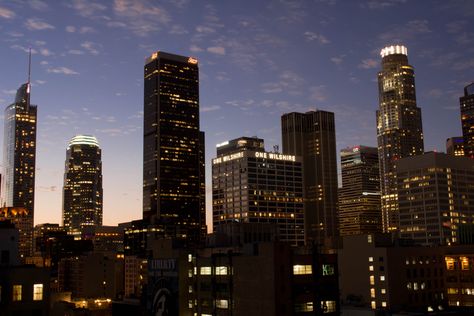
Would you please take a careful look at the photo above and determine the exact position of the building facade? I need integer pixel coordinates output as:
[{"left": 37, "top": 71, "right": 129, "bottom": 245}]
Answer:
[
  {"left": 447, "top": 136, "right": 465, "bottom": 157},
  {"left": 281, "top": 111, "right": 338, "bottom": 246},
  {"left": 396, "top": 152, "right": 474, "bottom": 245},
  {"left": 339, "top": 146, "right": 381, "bottom": 236},
  {"left": 376, "top": 45, "right": 424, "bottom": 232},
  {"left": 143, "top": 51, "right": 206, "bottom": 245},
  {"left": 461, "top": 83, "right": 474, "bottom": 158},
  {"left": 2, "top": 80, "right": 37, "bottom": 257},
  {"left": 62, "top": 135, "right": 103, "bottom": 234},
  {"left": 212, "top": 137, "right": 305, "bottom": 246}
]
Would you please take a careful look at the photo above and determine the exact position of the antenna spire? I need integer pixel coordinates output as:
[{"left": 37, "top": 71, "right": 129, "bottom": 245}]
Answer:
[
  {"left": 26, "top": 48, "right": 31, "bottom": 108},
  {"left": 28, "top": 48, "right": 31, "bottom": 84}
]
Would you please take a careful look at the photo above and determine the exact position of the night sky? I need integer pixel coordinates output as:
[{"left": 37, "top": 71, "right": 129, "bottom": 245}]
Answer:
[{"left": 0, "top": 0, "right": 473, "bottom": 230}]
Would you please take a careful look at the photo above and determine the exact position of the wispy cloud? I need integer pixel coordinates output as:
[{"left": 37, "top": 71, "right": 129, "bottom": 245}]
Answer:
[
  {"left": 190, "top": 44, "right": 203, "bottom": 52},
  {"left": 69, "top": 0, "right": 106, "bottom": 17},
  {"left": 304, "top": 31, "right": 330, "bottom": 44},
  {"left": 81, "top": 41, "right": 101, "bottom": 55},
  {"left": 25, "top": 18, "right": 55, "bottom": 31},
  {"left": 29, "top": 0, "right": 49, "bottom": 11},
  {"left": 47, "top": 67, "right": 79, "bottom": 75},
  {"left": 363, "top": 0, "right": 406, "bottom": 10},
  {"left": 378, "top": 19, "right": 431, "bottom": 42},
  {"left": 358, "top": 58, "right": 378, "bottom": 69},
  {"left": 309, "top": 85, "right": 327, "bottom": 102},
  {"left": 330, "top": 55, "right": 344, "bottom": 65},
  {"left": 0, "top": 6, "right": 15, "bottom": 19},
  {"left": 201, "top": 105, "right": 221, "bottom": 113},
  {"left": 207, "top": 46, "right": 226, "bottom": 55}
]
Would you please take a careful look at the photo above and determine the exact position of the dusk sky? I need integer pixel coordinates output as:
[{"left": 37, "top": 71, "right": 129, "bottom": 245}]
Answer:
[{"left": 0, "top": 0, "right": 473, "bottom": 230}]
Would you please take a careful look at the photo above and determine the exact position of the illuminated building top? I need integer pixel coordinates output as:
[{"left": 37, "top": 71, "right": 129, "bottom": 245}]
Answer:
[
  {"left": 146, "top": 50, "right": 198, "bottom": 65},
  {"left": 380, "top": 45, "right": 408, "bottom": 58},
  {"left": 68, "top": 135, "right": 99, "bottom": 148}
]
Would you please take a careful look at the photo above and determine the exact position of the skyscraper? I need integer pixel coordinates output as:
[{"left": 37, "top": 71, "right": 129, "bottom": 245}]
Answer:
[
  {"left": 281, "top": 111, "right": 338, "bottom": 246},
  {"left": 339, "top": 146, "right": 381, "bottom": 236},
  {"left": 460, "top": 82, "right": 474, "bottom": 158},
  {"left": 446, "top": 137, "right": 465, "bottom": 157},
  {"left": 143, "top": 51, "right": 206, "bottom": 245},
  {"left": 2, "top": 56, "right": 37, "bottom": 257},
  {"left": 212, "top": 137, "right": 305, "bottom": 246},
  {"left": 62, "top": 135, "right": 103, "bottom": 234},
  {"left": 376, "top": 45, "right": 424, "bottom": 232}
]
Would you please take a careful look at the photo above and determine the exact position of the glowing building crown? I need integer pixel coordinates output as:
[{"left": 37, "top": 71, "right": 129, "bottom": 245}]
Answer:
[
  {"left": 380, "top": 45, "right": 408, "bottom": 58},
  {"left": 68, "top": 135, "right": 99, "bottom": 148}
]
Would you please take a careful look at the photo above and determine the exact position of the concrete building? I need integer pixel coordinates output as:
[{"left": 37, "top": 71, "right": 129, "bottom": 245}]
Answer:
[
  {"left": 212, "top": 136, "right": 305, "bottom": 246},
  {"left": 396, "top": 152, "right": 474, "bottom": 245},
  {"left": 0, "top": 207, "right": 33, "bottom": 260},
  {"left": 339, "top": 146, "right": 381, "bottom": 236}
]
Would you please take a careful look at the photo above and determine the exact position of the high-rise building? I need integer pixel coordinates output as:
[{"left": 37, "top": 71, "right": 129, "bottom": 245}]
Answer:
[
  {"left": 62, "top": 135, "right": 103, "bottom": 234},
  {"left": 339, "top": 146, "right": 381, "bottom": 236},
  {"left": 281, "top": 111, "right": 338, "bottom": 246},
  {"left": 460, "top": 82, "right": 474, "bottom": 158},
  {"left": 376, "top": 45, "right": 424, "bottom": 232},
  {"left": 396, "top": 152, "right": 474, "bottom": 245},
  {"left": 2, "top": 59, "right": 37, "bottom": 257},
  {"left": 143, "top": 51, "right": 206, "bottom": 245},
  {"left": 446, "top": 137, "right": 465, "bottom": 157},
  {"left": 212, "top": 137, "right": 305, "bottom": 246}
]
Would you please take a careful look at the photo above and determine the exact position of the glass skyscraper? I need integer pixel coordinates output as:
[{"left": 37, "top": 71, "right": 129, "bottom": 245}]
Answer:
[
  {"left": 376, "top": 45, "right": 424, "bottom": 232},
  {"left": 2, "top": 78, "right": 37, "bottom": 257},
  {"left": 62, "top": 135, "right": 103, "bottom": 234},
  {"left": 143, "top": 51, "right": 206, "bottom": 245},
  {"left": 460, "top": 82, "right": 474, "bottom": 158}
]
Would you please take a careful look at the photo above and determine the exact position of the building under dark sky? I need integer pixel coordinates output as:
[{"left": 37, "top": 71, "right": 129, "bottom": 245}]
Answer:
[
  {"left": 461, "top": 82, "right": 474, "bottom": 158},
  {"left": 2, "top": 76, "right": 37, "bottom": 257},
  {"left": 281, "top": 111, "right": 338, "bottom": 247},
  {"left": 62, "top": 135, "right": 103, "bottom": 234},
  {"left": 212, "top": 136, "right": 305, "bottom": 246},
  {"left": 339, "top": 146, "right": 381, "bottom": 236},
  {"left": 143, "top": 51, "right": 206, "bottom": 244},
  {"left": 376, "top": 45, "right": 424, "bottom": 233}
]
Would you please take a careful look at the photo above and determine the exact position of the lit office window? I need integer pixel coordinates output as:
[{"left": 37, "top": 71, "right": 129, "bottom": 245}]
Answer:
[
  {"left": 293, "top": 265, "right": 312, "bottom": 275},
  {"left": 371, "top": 301, "right": 376, "bottom": 309},
  {"left": 12, "top": 285, "right": 22, "bottom": 301},
  {"left": 369, "top": 275, "right": 375, "bottom": 285},
  {"left": 321, "top": 300, "right": 336, "bottom": 313},
  {"left": 295, "top": 302, "right": 313, "bottom": 312},
  {"left": 382, "top": 301, "right": 387, "bottom": 307},
  {"left": 200, "top": 267, "right": 211, "bottom": 275},
  {"left": 216, "top": 299, "right": 229, "bottom": 309},
  {"left": 215, "top": 266, "right": 228, "bottom": 275},
  {"left": 33, "top": 284, "right": 43, "bottom": 301}
]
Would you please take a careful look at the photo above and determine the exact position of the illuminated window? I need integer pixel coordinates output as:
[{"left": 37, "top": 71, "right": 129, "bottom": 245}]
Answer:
[
  {"left": 33, "top": 284, "right": 43, "bottom": 301},
  {"left": 188, "top": 285, "right": 193, "bottom": 293},
  {"left": 321, "top": 301, "right": 336, "bottom": 313},
  {"left": 461, "top": 257, "right": 470, "bottom": 270},
  {"left": 200, "top": 267, "right": 211, "bottom": 275},
  {"left": 369, "top": 275, "right": 375, "bottom": 285},
  {"left": 322, "top": 264, "right": 334, "bottom": 276},
  {"left": 215, "top": 266, "right": 228, "bottom": 275},
  {"left": 216, "top": 299, "right": 229, "bottom": 309},
  {"left": 382, "top": 301, "right": 387, "bottom": 307},
  {"left": 293, "top": 265, "right": 312, "bottom": 275},
  {"left": 368, "top": 235, "right": 373, "bottom": 243},
  {"left": 188, "top": 269, "right": 193, "bottom": 277},
  {"left": 370, "top": 288, "right": 375, "bottom": 298},
  {"left": 188, "top": 254, "right": 192, "bottom": 262},
  {"left": 445, "top": 257, "right": 455, "bottom": 270},
  {"left": 188, "top": 300, "right": 193, "bottom": 308},
  {"left": 12, "top": 285, "right": 22, "bottom": 301},
  {"left": 380, "top": 275, "right": 385, "bottom": 281},
  {"left": 369, "top": 257, "right": 374, "bottom": 262},
  {"left": 371, "top": 301, "right": 376, "bottom": 309},
  {"left": 369, "top": 265, "right": 374, "bottom": 271}
]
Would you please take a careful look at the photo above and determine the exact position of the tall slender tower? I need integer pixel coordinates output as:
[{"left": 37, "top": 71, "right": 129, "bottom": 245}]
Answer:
[
  {"left": 143, "top": 51, "right": 206, "bottom": 245},
  {"left": 338, "top": 146, "right": 381, "bottom": 236},
  {"left": 62, "top": 135, "right": 103, "bottom": 234},
  {"left": 281, "top": 111, "right": 338, "bottom": 246},
  {"left": 460, "top": 83, "right": 474, "bottom": 158},
  {"left": 1, "top": 51, "right": 37, "bottom": 257},
  {"left": 376, "top": 45, "right": 424, "bottom": 232}
]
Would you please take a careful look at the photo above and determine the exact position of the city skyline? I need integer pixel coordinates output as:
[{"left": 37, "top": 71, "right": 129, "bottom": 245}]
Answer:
[{"left": 0, "top": 1, "right": 473, "bottom": 227}]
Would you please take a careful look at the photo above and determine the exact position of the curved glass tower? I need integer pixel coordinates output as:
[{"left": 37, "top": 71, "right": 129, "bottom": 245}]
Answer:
[
  {"left": 62, "top": 135, "right": 103, "bottom": 233},
  {"left": 376, "top": 45, "right": 424, "bottom": 232}
]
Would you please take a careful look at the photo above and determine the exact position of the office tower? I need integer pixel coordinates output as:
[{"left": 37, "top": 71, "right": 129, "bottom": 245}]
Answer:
[
  {"left": 446, "top": 137, "right": 465, "bottom": 157},
  {"left": 212, "top": 137, "right": 305, "bottom": 246},
  {"left": 376, "top": 45, "right": 424, "bottom": 232},
  {"left": 62, "top": 135, "right": 103, "bottom": 234},
  {"left": 396, "top": 152, "right": 474, "bottom": 245},
  {"left": 460, "top": 83, "right": 474, "bottom": 158},
  {"left": 143, "top": 51, "right": 206, "bottom": 245},
  {"left": 2, "top": 58, "right": 37, "bottom": 257},
  {"left": 281, "top": 111, "right": 338, "bottom": 246},
  {"left": 339, "top": 146, "right": 381, "bottom": 236}
]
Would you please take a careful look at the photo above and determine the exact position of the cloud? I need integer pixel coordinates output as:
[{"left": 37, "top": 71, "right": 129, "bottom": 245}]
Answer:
[
  {"left": 25, "top": 18, "right": 55, "bottom": 30},
  {"left": 47, "top": 67, "right": 79, "bottom": 75},
  {"left": 69, "top": 0, "right": 106, "bottom": 17},
  {"left": 190, "top": 44, "right": 203, "bottom": 52},
  {"left": 68, "top": 49, "right": 84, "bottom": 55},
  {"left": 112, "top": 0, "right": 170, "bottom": 35},
  {"left": 196, "top": 25, "right": 216, "bottom": 33},
  {"left": 66, "top": 25, "right": 76, "bottom": 32},
  {"left": 39, "top": 48, "right": 53, "bottom": 56},
  {"left": 35, "top": 80, "right": 47, "bottom": 85},
  {"left": 11, "top": 45, "right": 37, "bottom": 54},
  {"left": 330, "top": 56, "right": 344, "bottom": 65},
  {"left": 446, "top": 20, "right": 467, "bottom": 34},
  {"left": 201, "top": 105, "right": 221, "bottom": 113},
  {"left": 207, "top": 46, "right": 226, "bottom": 55},
  {"left": 261, "top": 70, "right": 304, "bottom": 95},
  {"left": 81, "top": 41, "right": 100, "bottom": 55},
  {"left": 169, "top": 25, "right": 188, "bottom": 35},
  {"left": 304, "top": 31, "right": 330, "bottom": 44},
  {"left": 358, "top": 58, "right": 378, "bottom": 69},
  {"left": 29, "top": 0, "right": 49, "bottom": 11},
  {"left": 309, "top": 85, "right": 327, "bottom": 102},
  {"left": 2, "top": 89, "right": 17, "bottom": 95},
  {"left": 363, "top": 0, "right": 406, "bottom": 9},
  {"left": 0, "top": 6, "right": 15, "bottom": 19},
  {"left": 379, "top": 19, "right": 431, "bottom": 42}
]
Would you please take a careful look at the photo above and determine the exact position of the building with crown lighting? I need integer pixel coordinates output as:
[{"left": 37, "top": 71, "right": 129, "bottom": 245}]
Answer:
[
  {"left": 62, "top": 135, "right": 103, "bottom": 234},
  {"left": 461, "top": 83, "right": 474, "bottom": 158},
  {"left": 143, "top": 51, "right": 206, "bottom": 245},
  {"left": 2, "top": 80, "right": 37, "bottom": 258},
  {"left": 376, "top": 45, "right": 424, "bottom": 232}
]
